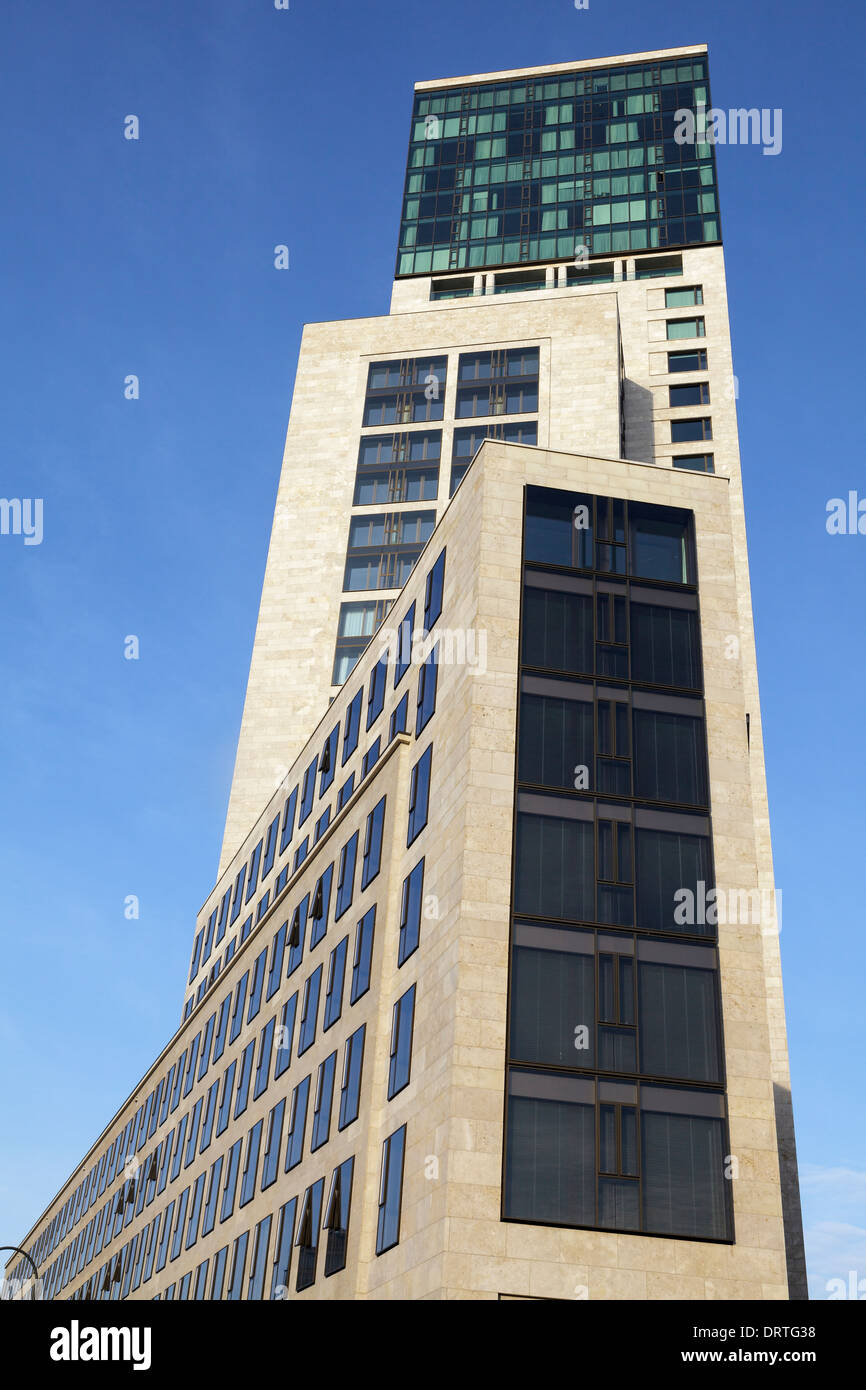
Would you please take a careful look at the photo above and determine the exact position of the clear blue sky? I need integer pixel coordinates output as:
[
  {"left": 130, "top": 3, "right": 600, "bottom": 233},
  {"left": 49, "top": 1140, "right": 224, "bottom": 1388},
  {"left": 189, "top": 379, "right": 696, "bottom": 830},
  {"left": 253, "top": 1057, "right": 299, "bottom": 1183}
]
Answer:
[{"left": 1, "top": 0, "right": 863, "bottom": 1299}]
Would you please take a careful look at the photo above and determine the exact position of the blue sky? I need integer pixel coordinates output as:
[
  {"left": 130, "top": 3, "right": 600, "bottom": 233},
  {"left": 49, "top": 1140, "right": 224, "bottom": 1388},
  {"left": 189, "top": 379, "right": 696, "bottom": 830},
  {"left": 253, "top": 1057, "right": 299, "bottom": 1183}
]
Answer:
[{"left": 1, "top": 0, "right": 863, "bottom": 1299}]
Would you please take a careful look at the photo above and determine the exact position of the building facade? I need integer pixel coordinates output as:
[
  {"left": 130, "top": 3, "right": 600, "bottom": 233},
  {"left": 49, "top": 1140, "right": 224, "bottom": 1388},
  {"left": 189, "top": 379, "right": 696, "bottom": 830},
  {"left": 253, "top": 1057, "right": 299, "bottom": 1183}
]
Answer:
[{"left": 5, "top": 45, "right": 807, "bottom": 1303}]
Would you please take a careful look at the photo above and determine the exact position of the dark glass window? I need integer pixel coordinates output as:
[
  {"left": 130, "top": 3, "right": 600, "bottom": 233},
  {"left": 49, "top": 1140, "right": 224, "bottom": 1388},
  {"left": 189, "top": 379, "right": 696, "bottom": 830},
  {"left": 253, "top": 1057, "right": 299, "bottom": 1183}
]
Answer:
[
  {"left": 398, "top": 860, "right": 425, "bottom": 965},
  {"left": 518, "top": 689, "right": 594, "bottom": 791},
  {"left": 274, "top": 993, "right": 298, "bottom": 1080},
  {"left": 219, "top": 1139, "right": 242, "bottom": 1223},
  {"left": 407, "top": 746, "right": 432, "bottom": 844},
  {"left": 630, "top": 601, "right": 701, "bottom": 688},
  {"left": 298, "top": 755, "right": 318, "bottom": 827},
  {"left": 351, "top": 907, "right": 376, "bottom": 1002},
  {"left": 388, "top": 985, "right": 416, "bottom": 1099},
  {"left": 261, "top": 813, "right": 280, "bottom": 880},
  {"left": 667, "top": 349, "right": 707, "bottom": 373},
  {"left": 319, "top": 724, "right": 339, "bottom": 795},
  {"left": 367, "top": 654, "right": 389, "bottom": 728},
  {"left": 515, "top": 808, "right": 594, "bottom": 921},
  {"left": 323, "top": 936, "right": 349, "bottom": 1031},
  {"left": 201, "top": 1157, "right": 222, "bottom": 1238},
  {"left": 270, "top": 1199, "right": 297, "bottom": 1300},
  {"left": 339, "top": 1024, "right": 365, "bottom": 1129},
  {"left": 311, "top": 1051, "right": 337, "bottom": 1151},
  {"left": 261, "top": 1099, "right": 285, "bottom": 1191},
  {"left": 233, "top": 1041, "right": 255, "bottom": 1119},
  {"left": 324, "top": 1157, "right": 354, "bottom": 1278},
  {"left": 633, "top": 707, "right": 707, "bottom": 804},
  {"left": 522, "top": 583, "right": 593, "bottom": 674},
  {"left": 394, "top": 602, "right": 416, "bottom": 686},
  {"left": 229, "top": 972, "right": 249, "bottom": 1045},
  {"left": 279, "top": 787, "right": 298, "bottom": 854},
  {"left": 225, "top": 1232, "right": 248, "bottom": 1301},
  {"left": 389, "top": 693, "right": 409, "bottom": 741},
  {"left": 343, "top": 688, "right": 363, "bottom": 762},
  {"left": 266, "top": 922, "right": 287, "bottom": 1000},
  {"left": 285, "top": 1077, "right": 310, "bottom": 1171},
  {"left": 247, "top": 948, "right": 268, "bottom": 1023},
  {"left": 287, "top": 894, "right": 309, "bottom": 976},
  {"left": 239, "top": 1121, "right": 263, "bottom": 1207},
  {"left": 635, "top": 824, "right": 713, "bottom": 935},
  {"left": 669, "top": 382, "right": 709, "bottom": 407},
  {"left": 295, "top": 1179, "right": 325, "bottom": 1292},
  {"left": 247, "top": 1214, "right": 272, "bottom": 1300},
  {"left": 216, "top": 1062, "right": 235, "bottom": 1137},
  {"left": 309, "top": 864, "right": 334, "bottom": 949},
  {"left": 253, "top": 1017, "right": 275, "bottom": 1100},
  {"left": 335, "top": 832, "right": 359, "bottom": 919},
  {"left": 416, "top": 644, "right": 439, "bottom": 734},
  {"left": 376, "top": 1126, "right": 406, "bottom": 1255},
  {"left": 423, "top": 550, "right": 446, "bottom": 633},
  {"left": 629, "top": 506, "right": 692, "bottom": 583},
  {"left": 298, "top": 966, "right": 323, "bottom": 1054},
  {"left": 671, "top": 417, "right": 712, "bottom": 443},
  {"left": 362, "top": 796, "right": 386, "bottom": 887},
  {"left": 505, "top": 1074, "right": 596, "bottom": 1226}
]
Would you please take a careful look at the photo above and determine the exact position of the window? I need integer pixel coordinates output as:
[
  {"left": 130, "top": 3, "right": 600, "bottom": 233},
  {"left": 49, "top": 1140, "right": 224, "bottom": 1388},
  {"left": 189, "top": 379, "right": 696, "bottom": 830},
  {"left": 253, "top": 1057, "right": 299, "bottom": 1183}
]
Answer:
[
  {"left": 214, "top": 887, "right": 231, "bottom": 947},
  {"left": 335, "top": 832, "right": 359, "bottom": 919},
  {"left": 193, "top": 1258, "right": 209, "bottom": 1300},
  {"left": 247, "top": 947, "right": 268, "bottom": 1023},
  {"left": 311, "top": 1051, "right": 338, "bottom": 1151},
  {"left": 338, "top": 774, "right": 355, "bottom": 810},
  {"left": 293, "top": 837, "right": 309, "bottom": 872},
  {"left": 407, "top": 745, "right": 432, "bottom": 845},
  {"left": 216, "top": 1062, "right": 236, "bottom": 1137},
  {"left": 315, "top": 806, "right": 331, "bottom": 841},
  {"left": 298, "top": 755, "right": 318, "bottom": 826},
  {"left": 388, "top": 985, "right": 416, "bottom": 1099},
  {"left": 170, "top": 1059, "right": 186, "bottom": 1112},
  {"left": 185, "top": 1098, "right": 203, "bottom": 1165},
  {"left": 245, "top": 841, "right": 262, "bottom": 902},
  {"left": 298, "top": 966, "right": 323, "bottom": 1054},
  {"left": 201, "top": 1156, "right": 223, "bottom": 1238},
  {"left": 247, "top": 1215, "right": 272, "bottom": 1300},
  {"left": 376, "top": 1126, "right": 406, "bottom": 1254},
  {"left": 342, "top": 688, "right": 363, "bottom": 762},
  {"left": 287, "top": 894, "right": 309, "bottom": 975},
  {"left": 199, "top": 1080, "right": 219, "bottom": 1154},
  {"left": 228, "top": 865, "right": 247, "bottom": 926},
  {"left": 197, "top": 1013, "right": 215, "bottom": 1081},
  {"left": 285, "top": 1076, "right": 311, "bottom": 1171},
  {"left": 389, "top": 693, "right": 409, "bottom": 742},
  {"left": 351, "top": 907, "right": 376, "bottom": 1003},
  {"left": 309, "top": 864, "right": 334, "bottom": 948},
  {"left": 266, "top": 922, "right": 287, "bottom": 1000},
  {"left": 673, "top": 454, "right": 715, "bottom": 473},
  {"left": 185, "top": 1172, "right": 206, "bottom": 1250},
  {"left": 210, "top": 1245, "right": 228, "bottom": 1300},
  {"left": 324, "top": 1157, "right": 354, "bottom": 1277},
  {"left": 323, "top": 937, "right": 349, "bottom": 1030},
  {"left": 339, "top": 1025, "right": 366, "bottom": 1130},
  {"left": 394, "top": 602, "right": 415, "bottom": 686},
  {"left": 170, "top": 1115, "right": 188, "bottom": 1181},
  {"left": 398, "top": 860, "right": 425, "bottom": 966},
  {"left": 253, "top": 1016, "right": 275, "bottom": 1100},
  {"left": 280, "top": 787, "right": 298, "bottom": 854},
  {"left": 295, "top": 1179, "right": 325, "bottom": 1292},
  {"left": 423, "top": 550, "right": 445, "bottom": 634},
  {"left": 274, "top": 993, "right": 298, "bottom": 1079},
  {"left": 667, "top": 348, "right": 708, "bottom": 373},
  {"left": 320, "top": 724, "right": 339, "bottom": 794},
  {"left": 239, "top": 1121, "right": 263, "bottom": 1207},
  {"left": 239, "top": 914, "right": 253, "bottom": 944},
  {"left": 261, "top": 1100, "right": 285, "bottom": 1191},
  {"left": 367, "top": 654, "right": 388, "bottom": 728},
  {"left": 234, "top": 1040, "right": 256, "bottom": 1119},
  {"left": 666, "top": 317, "right": 705, "bottom": 339},
  {"left": 415, "top": 644, "right": 439, "bottom": 734},
  {"left": 188, "top": 930, "right": 203, "bottom": 985},
  {"left": 629, "top": 504, "right": 693, "bottom": 583},
  {"left": 362, "top": 797, "right": 386, "bottom": 887},
  {"left": 212, "top": 995, "right": 231, "bottom": 1062},
  {"left": 666, "top": 285, "right": 703, "bottom": 307},
  {"left": 630, "top": 598, "right": 701, "bottom": 688},
  {"left": 220, "top": 1139, "right": 243, "bottom": 1222},
  {"left": 225, "top": 1232, "right": 249, "bottom": 1301},
  {"left": 261, "top": 813, "right": 280, "bottom": 880},
  {"left": 155, "top": 1201, "right": 174, "bottom": 1273},
  {"left": 633, "top": 706, "right": 707, "bottom": 805},
  {"left": 669, "top": 382, "right": 709, "bottom": 407},
  {"left": 270, "top": 1199, "right": 297, "bottom": 1299},
  {"left": 671, "top": 417, "right": 712, "bottom": 443},
  {"left": 229, "top": 972, "right": 249, "bottom": 1045}
]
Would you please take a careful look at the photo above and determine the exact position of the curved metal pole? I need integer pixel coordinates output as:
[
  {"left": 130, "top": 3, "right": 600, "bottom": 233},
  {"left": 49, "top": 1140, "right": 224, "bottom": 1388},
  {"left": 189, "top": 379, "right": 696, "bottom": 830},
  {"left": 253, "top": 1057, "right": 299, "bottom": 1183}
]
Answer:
[{"left": 0, "top": 1246, "right": 41, "bottom": 1300}]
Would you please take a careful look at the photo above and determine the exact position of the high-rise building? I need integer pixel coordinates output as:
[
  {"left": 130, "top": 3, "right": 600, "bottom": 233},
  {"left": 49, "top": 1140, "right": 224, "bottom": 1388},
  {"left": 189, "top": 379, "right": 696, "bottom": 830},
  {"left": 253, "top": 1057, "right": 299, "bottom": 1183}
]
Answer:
[{"left": 5, "top": 45, "right": 807, "bottom": 1304}]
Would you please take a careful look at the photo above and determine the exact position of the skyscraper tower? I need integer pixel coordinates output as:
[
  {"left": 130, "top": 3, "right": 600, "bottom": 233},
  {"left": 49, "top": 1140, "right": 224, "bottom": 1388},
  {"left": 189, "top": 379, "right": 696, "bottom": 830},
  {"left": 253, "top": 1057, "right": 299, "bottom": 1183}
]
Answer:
[{"left": 5, "top": 45, "right": 806, "bottom": 1304}]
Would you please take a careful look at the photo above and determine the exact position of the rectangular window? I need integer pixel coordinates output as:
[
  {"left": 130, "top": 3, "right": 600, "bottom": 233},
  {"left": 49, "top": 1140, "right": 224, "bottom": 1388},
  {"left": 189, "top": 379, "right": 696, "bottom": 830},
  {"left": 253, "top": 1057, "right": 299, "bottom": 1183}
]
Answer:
[
  {"left": 201, "top": 1156, "right": 223, "bottom": 1238},
  {"left": 666, "top": 317, "right": 705, "bottom": 339},
  {"left": 240, "top": 1120, "right": 263, "bottom": 1207},
  {"left": 199, "top": 1079, "right": 219, "bottom": 1155},
  {"left": 320, "top": 723, "right": 339, "bottom": 794},
  {"left": 309, "top": 863, "right": 334, "bottom": 949},
  {"left": 351, "top": 907, "right": 376, "bottom": 1002},
  {"left": 185, "top": 1097, "right": 203, "bottom": 1166},
  {"left": 298, "top": 755, "right": 318, "bottom": 827},
  {"left": 214, "top": 887, "right": 231, "bottom": 947},
  {"left": 407, "top": 745, "right": 432, "bottom": 845},
  {"left": 216, "top": 1061, "right": 236, "bottom": 1137},
  {"left": 155, "top": 1200, "right": 174, "bottom": 1273},
  {"left": 376, "top": 1126, "right": 407, "bottom": 1254},
  {"left": 367, "top": 654, "right": 389, "bottom": 728},
  {"left": 280, "top": 787, "right": 298, "bottom": 853},
  {"left": 229, "top": 972, "right": 249, "bottom": 1044},
  {"left": 672, "top": 454, "right": 715, "bottom": 473},
  {"left": 335, "top": 832, "right": 359, "bottom": 920},
  {"left": 261, "top": 813, "right": 280, "bottom": 880},
  {"left": 270, "top": 1198, "right": 297, "bottom": 1299},
  {"left": 287, "top": 893, "right": 309, "bottom": 975},
  {"left": 193, "top": 1258, "right": 209, "bottom": 1300},
  {"left": 389, "top": 693, "right": 409, "bottom": 742},
  {"left": 185, "top": 1172, "right": 206, "bottom": 1251},
  {"left": 234, "top": 1040, "right": 256, "bottom": 1119},
  {"left": 668, "top": 381, "right": 709, "bottom": 407},
  {"left": 274, "top": 993, "right": 298, "bottom": 1079},
  {"left": 210, "top": 1245, "right": 228, "bottom": 1300},
  {"left": 170, "top": 1115, "right": 188, "bottom": 1181},
  {"left": 245, "top": 840, "right": 263, "bottom": 902},
  {"left": 338, "top": 774, "right": 355, "bottom": 809},
  {"left": 398, "top": 860, "right": 425, "bottom": 966},
  {"left": 228, "top": 865, "right": 247, "bottom": 926},
  {"left": 323, "top": 937, "right": 349, "bottom": 1031},
  {"left": 388, "top": 984, "right": 416, "bottom": 1099},
  {"left": 225, "top": 1232, "right": 249, "bottom": 1301},
  {"left": 247, "top": 1214, "right": 272, "bottom": 1300},
  {"left": 667, "top": 348, "right": 708, "bottom": 372},
  {"left": 324, "top": 1156, "right": 355, "bottom": 1277},
  {"left": 261, "top": 1099, "right": 285, "bottom": 1191},
  {"left": 197, "top": 1013, "right": 216, "bottom": 1081},
  {"left": 671, "top": 417, "right": 712, "bottom": 443},
  {"left": 285, "top": 1076, "right": 311, "bottom": 1171},
  {"left": 253, "top": 1016, "right": 275, "bottom": 1100},
  {"left": 220, "top": 1139, "right": 243, "bottom": 1222},
  {"left": 247, "top": 947, "right": 268, "bottom": 1023},
  {"left": 423, "top": 550, "right": 445, "bottom": 633},
  {"left": 293, "top": 837, "right": 309, "bottom": 872},
  {"left": 298, "top": 966, "right": 323, "bottom": 1054},
  {"left": 315, "top": 806, "right": 331, "bottom": 841},
  {"left": 665, "top": 286, "right": 703, "bottom": 307},
  {"left": 362, "top": 737, "right": 381, "bottom": 779},
  {"left": 266, "top": 922, "right": 287, "bottom": 1000},
  {"left": 394, "top": 602, "right": 416, "bottom": 686},
  {"left": 212, "top": 994, "right": 231, "bottom": 1062},
  {"left": 342, "top": 688, "right": 363, "bottom": 763},
  {"left": 415, "top": 645, "right": 439, "bottom": 734},
  {"left": 311, "top": 1051, "right": 338, "bottom": 1151},
  {"left": 339, "top": 1024, "right": 366, "bottom": 1130},
  {"left": 295, "top": 1178, "right": 326, "bottom": 1292},
  {"left": 362, "top": 796, "right": 386, "bottom": 887}
]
